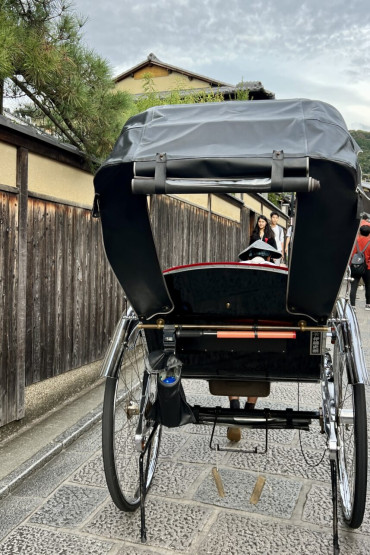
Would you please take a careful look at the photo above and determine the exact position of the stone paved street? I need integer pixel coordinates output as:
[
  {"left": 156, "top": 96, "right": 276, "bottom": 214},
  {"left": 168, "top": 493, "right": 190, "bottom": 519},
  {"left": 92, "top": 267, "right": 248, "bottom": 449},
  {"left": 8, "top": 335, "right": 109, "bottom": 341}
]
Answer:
[{"left": 0, "top": 290, "right": 369, "bottom": 554}]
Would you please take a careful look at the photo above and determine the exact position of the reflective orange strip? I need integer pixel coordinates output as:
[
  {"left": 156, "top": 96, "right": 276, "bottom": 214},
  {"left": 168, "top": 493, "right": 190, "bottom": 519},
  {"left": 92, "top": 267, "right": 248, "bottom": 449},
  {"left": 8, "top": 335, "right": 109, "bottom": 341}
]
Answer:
[{"left": 216, "top": 331, "right": 296, "bottom": 339}]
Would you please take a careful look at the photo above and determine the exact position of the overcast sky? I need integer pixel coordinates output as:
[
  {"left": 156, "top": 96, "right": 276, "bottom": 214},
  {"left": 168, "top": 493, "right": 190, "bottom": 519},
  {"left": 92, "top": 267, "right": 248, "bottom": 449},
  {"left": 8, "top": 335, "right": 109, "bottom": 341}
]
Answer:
[{"left": 72, "top": 0, "right": 370, "bottom": 130}]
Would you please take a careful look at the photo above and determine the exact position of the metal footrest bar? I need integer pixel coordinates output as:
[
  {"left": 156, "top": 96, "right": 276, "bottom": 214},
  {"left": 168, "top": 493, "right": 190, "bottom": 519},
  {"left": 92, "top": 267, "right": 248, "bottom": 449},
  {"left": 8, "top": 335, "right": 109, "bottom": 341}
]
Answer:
[
  {"left": 209, "top": 408, "right": 269, "bottom": 454},
  {"left": 192, "top": 405, "right": 320, "bottom": 431}
]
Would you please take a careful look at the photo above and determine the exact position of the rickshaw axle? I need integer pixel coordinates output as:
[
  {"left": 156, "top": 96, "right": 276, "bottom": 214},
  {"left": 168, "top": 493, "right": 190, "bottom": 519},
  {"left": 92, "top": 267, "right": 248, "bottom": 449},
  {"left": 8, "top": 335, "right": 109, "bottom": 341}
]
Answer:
[{"left": 192, "top": 405, "right": 319, "bottom": 430}]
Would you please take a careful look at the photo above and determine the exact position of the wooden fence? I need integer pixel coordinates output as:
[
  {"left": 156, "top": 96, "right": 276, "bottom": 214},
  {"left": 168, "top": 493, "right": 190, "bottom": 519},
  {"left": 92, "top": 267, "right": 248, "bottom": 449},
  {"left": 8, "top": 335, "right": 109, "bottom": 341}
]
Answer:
[
  {"left": 1, "top": 178, "right": 249, "bottom": 428},
  {"left": 150, "top": 194, "right": 250, "bottom": 268},
  {"left": 0, "top": 189, "right": 125, "bottom": 426},
  {"left": 24, "top": 196, "right": 125, "bottom": 386},
  {"left": 1, "top": 188, "right": 248, "bottom": 427}
]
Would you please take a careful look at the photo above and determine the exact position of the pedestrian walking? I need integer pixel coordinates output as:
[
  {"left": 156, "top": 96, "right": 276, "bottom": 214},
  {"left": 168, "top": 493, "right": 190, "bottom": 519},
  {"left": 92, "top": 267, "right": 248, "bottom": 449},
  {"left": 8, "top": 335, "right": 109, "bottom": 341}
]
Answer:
[
  {"left": 250, "top": 215, "right": 278, "bottom": 250},
  {"left": 270, "top": 211, "right": 285, "bottom": 265},
  {"left": 350, "top": 225, "right": 370, "bottom": 309}
]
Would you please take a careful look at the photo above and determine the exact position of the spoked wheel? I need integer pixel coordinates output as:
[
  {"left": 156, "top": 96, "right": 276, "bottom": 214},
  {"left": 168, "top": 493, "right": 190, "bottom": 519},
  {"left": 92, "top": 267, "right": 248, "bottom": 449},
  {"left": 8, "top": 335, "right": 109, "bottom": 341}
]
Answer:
[
  {"left": 102, "top": 323, "right": 161, "bottom": 511},
  {"left": 333, "top": 323, "right": 368, "bottom": 528}
]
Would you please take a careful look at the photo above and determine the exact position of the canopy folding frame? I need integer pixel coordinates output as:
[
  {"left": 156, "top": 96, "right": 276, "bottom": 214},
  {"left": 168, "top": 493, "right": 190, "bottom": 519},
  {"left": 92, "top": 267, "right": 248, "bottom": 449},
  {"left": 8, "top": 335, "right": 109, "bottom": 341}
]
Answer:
[{"left": 94, "top": 98, "right": 368, "bottom": 323}]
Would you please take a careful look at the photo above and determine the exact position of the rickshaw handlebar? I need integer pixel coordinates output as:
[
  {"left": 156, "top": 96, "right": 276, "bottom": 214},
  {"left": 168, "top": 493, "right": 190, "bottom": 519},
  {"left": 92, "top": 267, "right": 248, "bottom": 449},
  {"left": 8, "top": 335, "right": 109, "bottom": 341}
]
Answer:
[
  {"left": 132, "top": 151, "right": 320, "bottom": 195},
  {"left": 132, "top": 176, "right": 320, "bottom": 195}
]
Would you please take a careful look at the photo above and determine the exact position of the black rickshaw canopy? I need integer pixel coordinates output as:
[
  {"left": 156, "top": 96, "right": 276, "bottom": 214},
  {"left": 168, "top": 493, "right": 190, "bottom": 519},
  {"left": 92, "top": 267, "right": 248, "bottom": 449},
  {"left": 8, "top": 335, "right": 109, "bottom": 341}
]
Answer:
[{"left": 94, "top": 98, "right": 369, "bottom": 323}]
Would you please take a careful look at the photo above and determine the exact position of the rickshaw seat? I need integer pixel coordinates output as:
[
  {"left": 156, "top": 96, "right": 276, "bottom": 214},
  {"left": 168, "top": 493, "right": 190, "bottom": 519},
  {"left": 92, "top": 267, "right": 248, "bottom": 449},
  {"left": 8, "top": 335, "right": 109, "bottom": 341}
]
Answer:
[
  {"left": 143, "top": 263, "right": 322, "bottom": 383},
  {"left": 163, "top": 262, "right": 290, "bottom": 322}
]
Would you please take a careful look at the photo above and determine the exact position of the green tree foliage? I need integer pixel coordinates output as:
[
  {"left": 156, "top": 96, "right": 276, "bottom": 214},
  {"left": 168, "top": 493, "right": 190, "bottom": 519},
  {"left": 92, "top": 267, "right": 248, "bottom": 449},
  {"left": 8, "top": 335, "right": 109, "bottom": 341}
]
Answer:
[
  {"left": 0, "top": 0, "right": 133, "bottom": 161},
  {"left": 350, "top": 130, "right": 370, "bottom": 179},
  {"left": 129, "top": 73, "right": 249, "bottom": 117}
]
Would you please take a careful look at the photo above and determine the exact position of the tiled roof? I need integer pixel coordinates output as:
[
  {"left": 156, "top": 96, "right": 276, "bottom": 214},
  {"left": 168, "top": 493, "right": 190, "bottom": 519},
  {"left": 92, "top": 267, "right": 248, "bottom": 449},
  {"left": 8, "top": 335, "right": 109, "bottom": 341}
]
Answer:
[{"left": 115, "top": 53, "right": 234, "bottom": 87}]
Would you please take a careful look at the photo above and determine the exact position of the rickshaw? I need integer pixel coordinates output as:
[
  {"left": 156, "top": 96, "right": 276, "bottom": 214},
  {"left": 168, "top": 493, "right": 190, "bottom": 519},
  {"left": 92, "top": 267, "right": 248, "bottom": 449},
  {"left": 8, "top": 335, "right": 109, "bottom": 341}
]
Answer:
[{"left": 93, "top": 99, "right": 370, "bottom": 554}]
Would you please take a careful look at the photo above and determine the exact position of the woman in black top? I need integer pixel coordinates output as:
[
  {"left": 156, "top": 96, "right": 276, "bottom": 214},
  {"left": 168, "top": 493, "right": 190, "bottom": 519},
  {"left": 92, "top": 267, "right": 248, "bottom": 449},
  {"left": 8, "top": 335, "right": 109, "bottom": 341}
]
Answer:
[
  {"left": 227, "top": 214, "right": 279, "bottom": 443},
  {"left": 250, "top": 215, "right": 277, "bottom": 249}
]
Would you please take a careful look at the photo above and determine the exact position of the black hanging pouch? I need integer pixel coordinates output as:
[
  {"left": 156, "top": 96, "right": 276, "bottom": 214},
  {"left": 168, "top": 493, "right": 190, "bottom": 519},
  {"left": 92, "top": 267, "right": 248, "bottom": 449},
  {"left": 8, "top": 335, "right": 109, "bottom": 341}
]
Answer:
[{"left": 148, "top": 351, "right": 195, "bottom": 428}]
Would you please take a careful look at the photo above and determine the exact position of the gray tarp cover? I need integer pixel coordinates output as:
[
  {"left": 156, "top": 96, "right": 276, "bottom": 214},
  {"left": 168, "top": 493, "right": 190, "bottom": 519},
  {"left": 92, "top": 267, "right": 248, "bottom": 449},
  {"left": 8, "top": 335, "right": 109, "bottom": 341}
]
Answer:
[
  {"left": 94, "top": 99, "right": 363, "bottom": 322},
  {"left": 97, "top": 98, "right": 360, "bottom": 173}
]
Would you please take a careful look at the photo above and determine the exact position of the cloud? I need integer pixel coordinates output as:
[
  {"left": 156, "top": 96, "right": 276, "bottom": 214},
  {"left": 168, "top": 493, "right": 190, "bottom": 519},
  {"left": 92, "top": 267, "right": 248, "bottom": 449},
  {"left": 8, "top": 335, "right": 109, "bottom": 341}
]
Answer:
[
  {"left": 75, "top": 0, "right": 370, "bottom": 68},
  {"left": 72, "top": 0, "right": 370, "bottom": 127},
  {"left": 352, "top": 122, "right": 370, "bottom": 131}
]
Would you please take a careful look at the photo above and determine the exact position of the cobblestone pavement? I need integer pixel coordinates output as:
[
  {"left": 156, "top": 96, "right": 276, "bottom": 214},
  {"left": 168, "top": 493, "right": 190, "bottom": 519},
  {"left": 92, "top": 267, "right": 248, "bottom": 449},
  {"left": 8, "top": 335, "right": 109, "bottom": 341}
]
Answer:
[{"left": 0, "top": 291, "right": 369, "bottom": 554}]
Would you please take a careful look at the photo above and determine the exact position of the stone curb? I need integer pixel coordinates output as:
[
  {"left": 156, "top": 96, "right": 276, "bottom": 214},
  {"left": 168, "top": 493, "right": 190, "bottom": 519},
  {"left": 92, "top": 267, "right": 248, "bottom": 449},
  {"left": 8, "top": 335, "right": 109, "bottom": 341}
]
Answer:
[{"left": 0, "top": 404, "right": 103, "bottom": 501}]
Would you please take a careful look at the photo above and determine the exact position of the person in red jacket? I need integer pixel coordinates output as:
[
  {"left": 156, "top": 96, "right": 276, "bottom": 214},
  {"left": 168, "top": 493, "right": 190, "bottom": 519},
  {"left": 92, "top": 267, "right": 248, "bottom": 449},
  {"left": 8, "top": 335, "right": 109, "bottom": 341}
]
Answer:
[{"left": 350, "top": 225, "right": 370, "bottom": 310}]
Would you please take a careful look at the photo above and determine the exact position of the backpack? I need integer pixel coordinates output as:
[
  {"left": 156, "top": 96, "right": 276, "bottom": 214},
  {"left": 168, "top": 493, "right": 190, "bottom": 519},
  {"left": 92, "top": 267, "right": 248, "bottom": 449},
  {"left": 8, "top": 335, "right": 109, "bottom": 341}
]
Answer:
[{"left": 350, "top": 240, "right": 370, "bottom": 277}]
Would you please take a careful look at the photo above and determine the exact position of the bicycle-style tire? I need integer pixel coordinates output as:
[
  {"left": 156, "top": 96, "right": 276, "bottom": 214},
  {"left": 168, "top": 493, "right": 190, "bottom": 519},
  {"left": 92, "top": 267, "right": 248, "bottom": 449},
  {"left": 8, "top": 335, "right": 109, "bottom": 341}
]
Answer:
[
  {"left": 102, "top": 325, "right": 161, "bottom": 511},
  {"left": 333, "top": 326, "right": 368, "bottom": 528}
]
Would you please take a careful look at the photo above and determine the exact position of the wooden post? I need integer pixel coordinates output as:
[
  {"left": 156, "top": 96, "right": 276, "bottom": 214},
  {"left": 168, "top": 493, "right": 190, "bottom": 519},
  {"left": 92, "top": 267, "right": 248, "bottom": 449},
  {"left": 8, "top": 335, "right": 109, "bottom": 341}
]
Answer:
[
  {"left": 0, "top": 79, "right": 4, "bottom": 116},
  {"left": 240, "top": 205, "right": 251, "bottom": 250},
  {"left": 15, "top": 147, "right": 28, "bottom": 420},
  {"left": 207, "top": 194, "right": 212, "bottom": 261}
]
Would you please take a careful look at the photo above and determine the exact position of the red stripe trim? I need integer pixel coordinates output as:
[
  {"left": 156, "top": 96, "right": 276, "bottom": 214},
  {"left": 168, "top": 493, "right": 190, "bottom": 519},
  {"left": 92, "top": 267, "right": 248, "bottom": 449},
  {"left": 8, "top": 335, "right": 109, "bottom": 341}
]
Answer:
[{"left": 163, "top": 262, "right": 288, "bottom": 273}]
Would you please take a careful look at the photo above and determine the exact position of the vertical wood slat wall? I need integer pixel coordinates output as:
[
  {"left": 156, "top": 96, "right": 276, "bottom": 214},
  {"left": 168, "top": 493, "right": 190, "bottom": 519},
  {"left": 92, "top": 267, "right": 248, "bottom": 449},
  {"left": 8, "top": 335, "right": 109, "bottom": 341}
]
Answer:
[
  {"left": 150, "top": 195, "right": 248, "bottom": 269},
  {"left": 24, "top": 197, "right": 125, "bottom": 387},
  {"left": 0, "top": 188, "right": 125, "bottom": 427},
  {"left": 1, "top": 185, "right": 247, "bottom": 428}
]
